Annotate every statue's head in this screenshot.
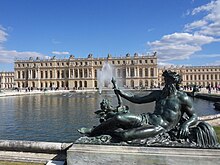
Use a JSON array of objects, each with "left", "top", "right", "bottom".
[
  {"left": 100, "top": 99, "right": 110, "bottom": 110},
  {"left": 162, "top": 70, "right": 182, "bottom": 85}
]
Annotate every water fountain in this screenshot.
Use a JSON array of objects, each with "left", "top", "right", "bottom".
[{"left": 97, "top": 61, "right": 115, "bottom": 94}]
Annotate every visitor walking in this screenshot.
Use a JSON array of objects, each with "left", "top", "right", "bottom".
[{"left": 208, "top": 84, "right": 211, "bottom": 94}]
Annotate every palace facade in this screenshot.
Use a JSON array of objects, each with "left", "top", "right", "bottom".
[
  {"left": 2, "top": 54, "right": 218, "bottom": 90},
  {"left": 158, "top": 66, "right": 220, "bottom": 88},
  {"left": 0, "top": 72, "right": 14, "bottom": 89},
  {"left": 14, "top": 53, "right": 158, "bottom": 90}
]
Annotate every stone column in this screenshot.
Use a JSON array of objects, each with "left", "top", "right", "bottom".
[
  {"left": 68, "top": 69, "right": 71, "bottom": 79},
  {"left": 89, "top": 68, "right": 92, "bottom": 78},
  {"left": 29, "top": 70, "right": 32, "bottom": 79},
  {"left": 72, "top": 69, "right": 75, "bottom": 78},
  {"left": 126, "top": 68, "right": 129, "bottom": 78},
  {"left": 77, "top": 69, "right": 79, "bottom": 79},
  {"left": 82, "top": 69, "right": 84, "bottom": 78},
  {"left": 36, "top": 69, "right": 38, "bottom": 79},
  {"left": 54, "top": 69, "right": 56, "bottom": 79}
]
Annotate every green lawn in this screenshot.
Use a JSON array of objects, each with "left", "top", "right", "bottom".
[
  {"left": 0, "top": 161, "right": 44, "bottom": 165},
  {"left": 213, "top": 126, "right": 220, "bottom": 142}
]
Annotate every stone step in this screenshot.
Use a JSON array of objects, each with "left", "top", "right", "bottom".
[
  {"left": 67, "top": 144, "right": 220, "bottom": 165},
  {"left": 0, "top": 150, "right": 56, "bottom": 164}
]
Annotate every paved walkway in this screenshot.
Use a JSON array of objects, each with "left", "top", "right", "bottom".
[
  {"left": 184, "top": 87, "right": 220, "bottom": 96},
  {"left": 0, "top": 89, "right": 71, "bottom": 97},
  {"left": 0, "top": 87, "right": 219, "bottom": 96}
]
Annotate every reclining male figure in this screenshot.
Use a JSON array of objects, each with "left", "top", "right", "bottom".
[{"left": 80, "top": 70, "right": 198, "bottom": 141}]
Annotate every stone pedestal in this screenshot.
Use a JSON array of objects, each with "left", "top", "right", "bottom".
[{"left": 67, "top": 144, "right": 220, "bottom": 165}]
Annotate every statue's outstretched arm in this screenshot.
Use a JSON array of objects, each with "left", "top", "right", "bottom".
[
  {"left": 114, "top": 89, "right": 158, "bottom": 104},
  {"left": 112, "top": 78, "right": 122, "bottom": 107},
  {"left": 111, "top": 77, "right": 158, "bottom": 104}
]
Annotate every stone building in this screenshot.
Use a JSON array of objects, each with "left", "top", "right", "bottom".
[
  {"left": 158, "top": 66, "right": 220, "bottom": 88},
  {"left": 12, "top": 54, "right": 220, "bottom": 90},
  {"left": 0, "top": 72, "right": 14, "bottom": 89},
  {"left": 14, "top": 53, "right": 158, "bottom": 90}
]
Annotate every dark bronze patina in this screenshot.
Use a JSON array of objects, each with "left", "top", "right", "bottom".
[{"left": 78, "top": 70, "right": 219, "bottom": 148}]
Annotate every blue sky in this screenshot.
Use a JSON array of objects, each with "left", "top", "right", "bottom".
[{"left": 0, "top": 0, "right": 220, "bottom": 71}]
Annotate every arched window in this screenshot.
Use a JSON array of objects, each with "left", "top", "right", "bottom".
[
  {"left": 79, "top": 81, "right": 82, "bottom": 87},
  {"left": 130, "top": 68, "right": 134, "bottom": 77},
  {"left": 139, "top": 69, "right": 143, "bottom": 77},
  {"left": 50, "top": 70, "right": 53, "bottom": 78},
  {"left": 61, "top": 70, "right": 64, "bottom": 78},
  {"left": 45, "top": 71, "right": 48, "bottom": 79},
  {"left": 95, "top": 69, "right": 97, "bottom": 78},
  {"left": 32, "top": 70, "right": 36, "bottom": 79},
  {"left": 84, "top": 69, "right": 88, "bottom": 78},
  {"left": 150, "top": 68, "right": 154, "bottom": 77},
  {"left": 66, "top": 70, "right": 69, "bottom": 78},
  {"left": 65, "top": 81, "right": 69, "bottom": 88},
  {"left": 84, "top": 81, "right": 87, "bottom": 87},
  {"left": 57, "top": 70, "right": 60, "bottom": 78},
  {"left": 75, "top": 81, "right": 78, "bottom": 88},
  {"left": 79, "top": 69, "right": 83, "bottom": 78},
  {"left": 74, "top": 69, "right": 78, "bottom": 78},
  {"left": 145, "top": 68, "right": 148, "bottom": 77}
]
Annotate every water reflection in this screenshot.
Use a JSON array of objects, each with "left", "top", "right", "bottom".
[{"left": 0, "top": 91, "right": 218, "bottom": 142}]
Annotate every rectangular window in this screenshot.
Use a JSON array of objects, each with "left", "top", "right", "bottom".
[{"left": 130, "top": 68, "right": 134, "bottom": 77}]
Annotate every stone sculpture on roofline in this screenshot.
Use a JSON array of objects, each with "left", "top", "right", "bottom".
[{"left": 77, "top": 70, "right": 219, "bottom": 148}]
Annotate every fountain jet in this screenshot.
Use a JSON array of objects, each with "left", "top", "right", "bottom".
[{"left": 97, "top": 61, "right": 114, "bottom": 94}]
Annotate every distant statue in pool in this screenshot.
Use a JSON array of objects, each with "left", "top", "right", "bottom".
[{"left": 78, "top": 70, "right": 218, "bottom": 148}]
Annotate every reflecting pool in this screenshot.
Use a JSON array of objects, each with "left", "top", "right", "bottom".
[{"left": 0, "top": 91, "right": 218, "bottom": 142}]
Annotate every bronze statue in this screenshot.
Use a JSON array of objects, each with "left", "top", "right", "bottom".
[{"left": 78, "top": 70, "right": 218, "bottom": 148}]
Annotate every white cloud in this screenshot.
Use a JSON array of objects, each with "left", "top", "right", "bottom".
[
  {"left": 148, "top": 33, "right": 215, "bottom": 61},
  {"left": 0, "top": 26, "right": 8, "bottom": 44},
  {"left": 159, "top": 33, "right": 214, "bottom": 45},
  {"left": 206, "top": 60, "right": 220, "bottom": 65},
  {"left": 185, "top": 0, "right": 220, "bottom": 37},
  {"left": 198, "top": 22, "right": 220, "bottom": 36},
  {"left": 212, "top": 60, "right": 220, "bottom": 65},
  {"left": 0, "top": 50, "right": 46, "bottom": 63},
  {"left": 157, "top": 61, "right": 175, "bottom": 67},
  {"left": 148, "top": 0, "right": 220, "bottom": 63},
  {"left": 191, "top": 0, "right": 216, "bottom": 15},
  {"left": 193, "top": 53, "right": 220, "bottom": 58},
  {"left": 52, "top": 51, "right": 70, "bottom": 55},
  {"left": 0, "top": 25, "right": 47, "bottom": 64},
  {"left": 184, "top": 20, "right": 208, "bottom": 31}
]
